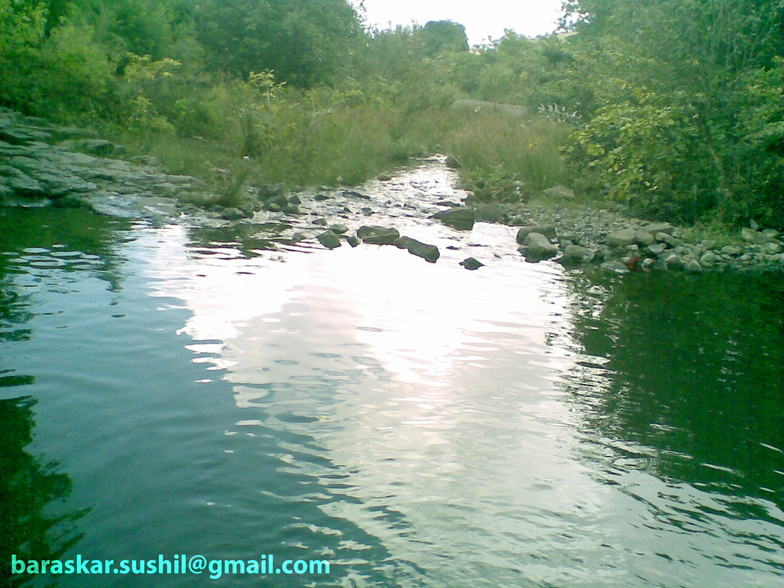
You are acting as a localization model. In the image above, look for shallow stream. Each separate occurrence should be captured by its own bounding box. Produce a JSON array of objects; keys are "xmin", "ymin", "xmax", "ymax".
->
[{"xmin": 1, "ymin": 159, "xmax": 783, "ymax": 587}]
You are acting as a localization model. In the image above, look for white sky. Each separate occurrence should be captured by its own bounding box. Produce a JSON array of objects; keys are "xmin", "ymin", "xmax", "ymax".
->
[{"xmin": 352, "ymin": 0, "xmax": 565, "ymax": 46}]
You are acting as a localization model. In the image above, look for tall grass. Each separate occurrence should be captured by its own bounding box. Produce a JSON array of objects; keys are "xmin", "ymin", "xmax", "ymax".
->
[{"xmin": 444, "ymin": 113, "xmax": 571, "ymax": 201}]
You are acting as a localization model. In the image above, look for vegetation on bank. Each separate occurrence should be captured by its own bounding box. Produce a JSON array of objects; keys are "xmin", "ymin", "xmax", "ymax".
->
[{"xmin": 1, "ymin": 0, "xmax": 782, "ymax": 228}]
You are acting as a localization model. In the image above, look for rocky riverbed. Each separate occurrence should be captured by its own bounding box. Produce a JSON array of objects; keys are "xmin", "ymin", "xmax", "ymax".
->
[{"xmin": 2, "ymin": 107, "xmax": 782, "ymax": 274}]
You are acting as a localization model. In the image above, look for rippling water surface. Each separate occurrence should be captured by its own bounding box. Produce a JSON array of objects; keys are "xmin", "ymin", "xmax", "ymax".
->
[{"xmin": 1, "ymin": 160, "xmax": 783, "ymax": 587}]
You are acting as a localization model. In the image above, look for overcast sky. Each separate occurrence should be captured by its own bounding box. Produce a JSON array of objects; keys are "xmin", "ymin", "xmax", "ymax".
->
[{"xmin": 352, "ymin": 0, "xmax": 565, "ymax": 46}]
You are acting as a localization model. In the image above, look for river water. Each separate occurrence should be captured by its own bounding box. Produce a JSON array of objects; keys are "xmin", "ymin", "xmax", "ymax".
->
[{"xmin": 1, "ymin": 159, "xmax": 783, "ymax": 588}]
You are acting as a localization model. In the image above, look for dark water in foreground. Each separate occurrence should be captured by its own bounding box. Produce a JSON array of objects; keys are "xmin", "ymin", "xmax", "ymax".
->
[{"xmin": 1, "ymin": 163, "xmax": 783, "ymax": 588}]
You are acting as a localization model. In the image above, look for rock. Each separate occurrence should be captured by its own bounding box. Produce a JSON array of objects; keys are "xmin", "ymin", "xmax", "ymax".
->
[
  {"xmin": 264, "ymin": 194, "xmax": 289, "ymax": 211},
  {"xmin": 58, "ymin": 138, "xmax": 118, "ymax": 156},
  {"xmin": 647, "ymin": 243, "xmax": 665, "ymax": 256},
  {"xmin": 377, "ymin": 173, "xmax": 392, "ymax": 181},
  {"xmin": 631, "ymin": 229, "xmax": 654, "ymax": 246},
  {"xmin": 445, "ymin": 155, "xmax": 461, "ymax": 168},
  {"xmin": 741, "ymin": 227, "xmax": 767, "ymax": 245},
  {"xmin": 601, "ymin": 260, "xmax": 630, "ymax": 274},
  {"xmin": 282, "ymin": 204, "xmax": 300, "ymax": 215},
  {"xmin": 721, "ymin": 245, "xmax": 740, "ymax": 256},
  {"xmin": 313, "ymin": 193, "xmax": 331, "ymax": 201},
  {"xmin": 641, "ymin": 257, "xmax": 656, "ymax": 271},
  {"xmin": 664, "ymin": 252, "xmax": 684, "ymax": 268},
  {"xmin": 656, "ymin": 232, "xmax": 680, "ymax": 247},
  {"xmin": 344, "ymin": 235, "xmax": 360, "ymax": 247},
  {"xmin": 762, "ymin": 242, "xmax": 782, "ymax": 255},
  {"xmin": 563, "ymin": 244, "xmax": 595, "ymax": 263},
  {"xmin": 357, "ymin": 225, "xmax": 400, "ymax": 245},
  {"xmin": 258, "ymin": 183, "xmax": 285, "ymax": 198},
  {"xmin": 517, "ymin": 225, "xmax": 556, "ymax": 244},
  {"xmin": 522, "ymin": 232, "xmax": 558, "ymax": 260},
  {"xmin": 685, "ymin": 259, "xmax": 703, "ymax": 272},
  {"xmin": 317, "ymin": 230, "xmax": 341, "ymax": 249},
  {"xmin": 220, "ymin": 207, "xmax": 245, "ymax": 220},
  {"xmin": 701, "ymin": 239, "xmax": 716, "ymax": 250},
  {"xmin": 329, "ymin": 224, "xmax": 349, "ymax": 235},
  {"xmin": 542, "ymin": 185, "xmax": 575, "ymax": 199},
  {"xmin": 460, "ymin": 257, "xmax": 484, "ymax": 270},
  {"xmin": 393, "ymin": 236, "xmax": 440, "ymax": 263},
  {"xmin": 505, "ymin": 216, "xmax": 526, "ymax": 226},
  {"xmin": 339, "ymin": 189, "xmax": 370, "ymax": 200},
  {"xmin": 700, "ymin": 252, "xmax": 718, "ymax": 265},
  {"xmin": 287, "ymin": 194, "xmax": 302, "ymax": 205},
  {"xmin": 762, "ymin": 228, "xmax": 779, "ymax": 239},
  {"xmin": 474, "ymin": 204, "xmax": 504, "ymax": 223},
  {"xmin": 606, "ymin": 228, "xmax": 637, "ymax": 248},
  {"xmin": 312, "ymin": 218, "xmax": 328, "ymax": 226},
  {"xmin": 641, "ymin": 222, "xmax": 673, "ymax": 235},
  {"xmin": 432, "ymin": 206, "xmax": 475, "ymax": 230}
]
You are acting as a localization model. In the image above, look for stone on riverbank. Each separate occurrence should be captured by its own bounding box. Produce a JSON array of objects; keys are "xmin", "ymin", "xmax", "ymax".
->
[
  {"xmin": 516, "ymin": 225, "xmax": 557, "ymax": 244},
  {"xmin": 432, "ymin": 206, "xmax": 475, "ymax": 230},
  {"xmin": 563, "ymin": 244, "xmax": 595, "ymax": 263},
  {"xmin": 357, "ymin": 225, "xmax": 400, "ymax": 245},
  {"xmin": 521, "ymin": 232, "xmax": 558, "ymax": 260}
]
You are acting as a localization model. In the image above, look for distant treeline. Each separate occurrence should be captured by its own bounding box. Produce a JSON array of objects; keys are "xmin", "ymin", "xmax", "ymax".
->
[{"xmin": 1, "ymin": 0, "xmax": 782, "ymax": 226}]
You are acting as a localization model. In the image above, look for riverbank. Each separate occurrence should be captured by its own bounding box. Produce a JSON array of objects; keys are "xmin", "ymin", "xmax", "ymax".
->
[{"xmin": 2, "ymin": 108, "xmax": 782, "ymax": 274}]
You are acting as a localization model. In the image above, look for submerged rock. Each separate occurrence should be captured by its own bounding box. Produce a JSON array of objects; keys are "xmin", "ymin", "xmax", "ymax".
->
[
  {"xmin": 460, "ymin": 257, "xmax": 484, "ymax": 270},
  {"xmin": 394, "ymin": 236, "xmax": 440, "ymax": 263}
]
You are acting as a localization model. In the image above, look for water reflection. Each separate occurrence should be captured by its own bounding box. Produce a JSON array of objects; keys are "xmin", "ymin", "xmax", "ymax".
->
[
  {"xmin": 0, "ymin": 396, "xmax": 88, "ymax": 588},
  {"xmin": 560, "ymin": 269, "xmax": 784, "ymax": 580}
]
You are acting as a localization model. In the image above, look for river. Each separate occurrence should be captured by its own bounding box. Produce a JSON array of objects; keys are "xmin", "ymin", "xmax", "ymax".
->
[{"xmin": 1, "ymin": 159, "xmax": 783, "ymax": 587}]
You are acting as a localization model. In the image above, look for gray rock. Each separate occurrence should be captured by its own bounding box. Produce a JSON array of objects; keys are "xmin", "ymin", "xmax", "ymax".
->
[
  {"xmin": 606, "ymin": 228, "xmax": 637, "ymax": 248},
  {"xmin": 542, "ymin": 185, "xmax": 574, "ymax": 199},
  {"xmin": 664, "ymin": 252, "xmax": 684, "ymax": 268},
  {"xmin": 474, "ymin": 204, "xmax": 504, "ymax": 223},
  {"xmin": 641, "ymin": 222, "xmax": 673, "ymax": 234},
  {"xmin": 357, "ymin": 226, "xmax": 400, "ymax": 245},
  {"xmin": 741, "ymin": 227, "xmax": 767, "ymax": 245},
  {"xmin": 312, "ymin": 218, "xmax": 328, "ymax": 226},
  {"xmin": 647, "ymin": 243, "xmax": 665, "ymax": 256},
  {"xmin": 641, "ymin": 257, "xmax": 656, "ymax": 271},
  {"xmin": 517, "ymin": 225, "xmax": 557, "ymax": 244},
  {"xmin": 460, "ymin": 257, "xmax": 484, "ymax": 270},
  {"xmin": 563, "ymin": 244, "xmax": 594, "ymax": 263},
  {"xmin": 58, "ymin": 138, "xmax": 118, "ymax": 156},
  {"xmin": 432, "ymin": 206, "xmax": 475, "ymax": 230},
  {"xmin": 523, "ymin": 232, "xmax": 558, "ymax": 260},
  {"xmin": 282, "ymin": 204, "xmax": 300, "ymax": 215},
  {"xmin": 656, "ymin": 232, "xmax": 680, "ymax": 247},
  {"xmin": 721, "ymin": 245, "xmax": 740, "ymax": 256},
  {"xmin": 220, "ymin": 207, "xmax": 245, "ymax": 220},
  {"xmin": 762, "ymin": 242, "xmax": 782, "ymax": 255},
  {"xmin": 329, "ymin": 224, "xmax": 349, "ymax": 235},
  {"xmin": 685, "ymin": 259, "xmax": 703, "ymax": 272},
  {"xmin": 505, "ymin": 216, "xmax": 526, "ymax": 226},
  {"xmin": 762, "ymin": 228, "xmax": 779, "ymax": 239},
  {"xmin": 601, "ymin": 260, "xmax": 630, "ymax": 274},
  {"xmin": 393, "ymin": 236, "xmax": 440, "ymax": 263},
  {"xmin": 700, "ymin": 252, "xmax": 718, "ymax": 265},
  {"xmin": 344, "ymin": 235, "xmax": 360, "ymax": 247},
  {"xmin": 634, "ymin": 229, "xmax": 655, "ymax": 246},
  {"xmin": 317, "ymin": 230, "xmax": 341, "ymax": 249}
]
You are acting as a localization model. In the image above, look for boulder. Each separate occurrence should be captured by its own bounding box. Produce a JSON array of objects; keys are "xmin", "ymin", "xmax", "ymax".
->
[
  {"xmin": 634, "ymin": 229, "xmax": 655, "ymax": 246},
  {"xmin": 606, "ymin": 228, "xmax": 637, "ymax": 248},
  {"xmin": 641, "ymin": 222, "xmax": 673, "ymax": 235},
  {"xmin": 522, "ymin": 232, "xmax": 558, "ymax": 260},
  {"xmin": 317, "ymin": 230, "xmax": 341, "ymax": 249},
  {"xmin": 656, "ymin": 232, "xmax": 680, "ymax": 247},
  {"xmin": 432, "ymin": 206, "xmax": 475, "ymax": 230},
  {"xmin": 517, "ymin": 225, "xmax": 556, "ymax": 244},
  {"xmin": 393, "ymin": 236, "xmax": 440, "ymax": 263},
  {"xmin": 563, "ymin": 244, "xmax": 595, "ymax": 263},
  {"xmin": 357, "ymin": 225, "xmax": 400, "ymax": 245},
  {"xmin": 220, "ymin": 207, "xmax": 245, "ymax": 220},
  {"xmin": 741, "ymin": 227, "xmax": 767, "ymax": 245},
  {"xmin": 542, "ymin": 185, "xmax": 574, "ymax": 199},
  {"xmin": 473, "ymin": 204, "xmax": 504, "ymax": 223}
]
